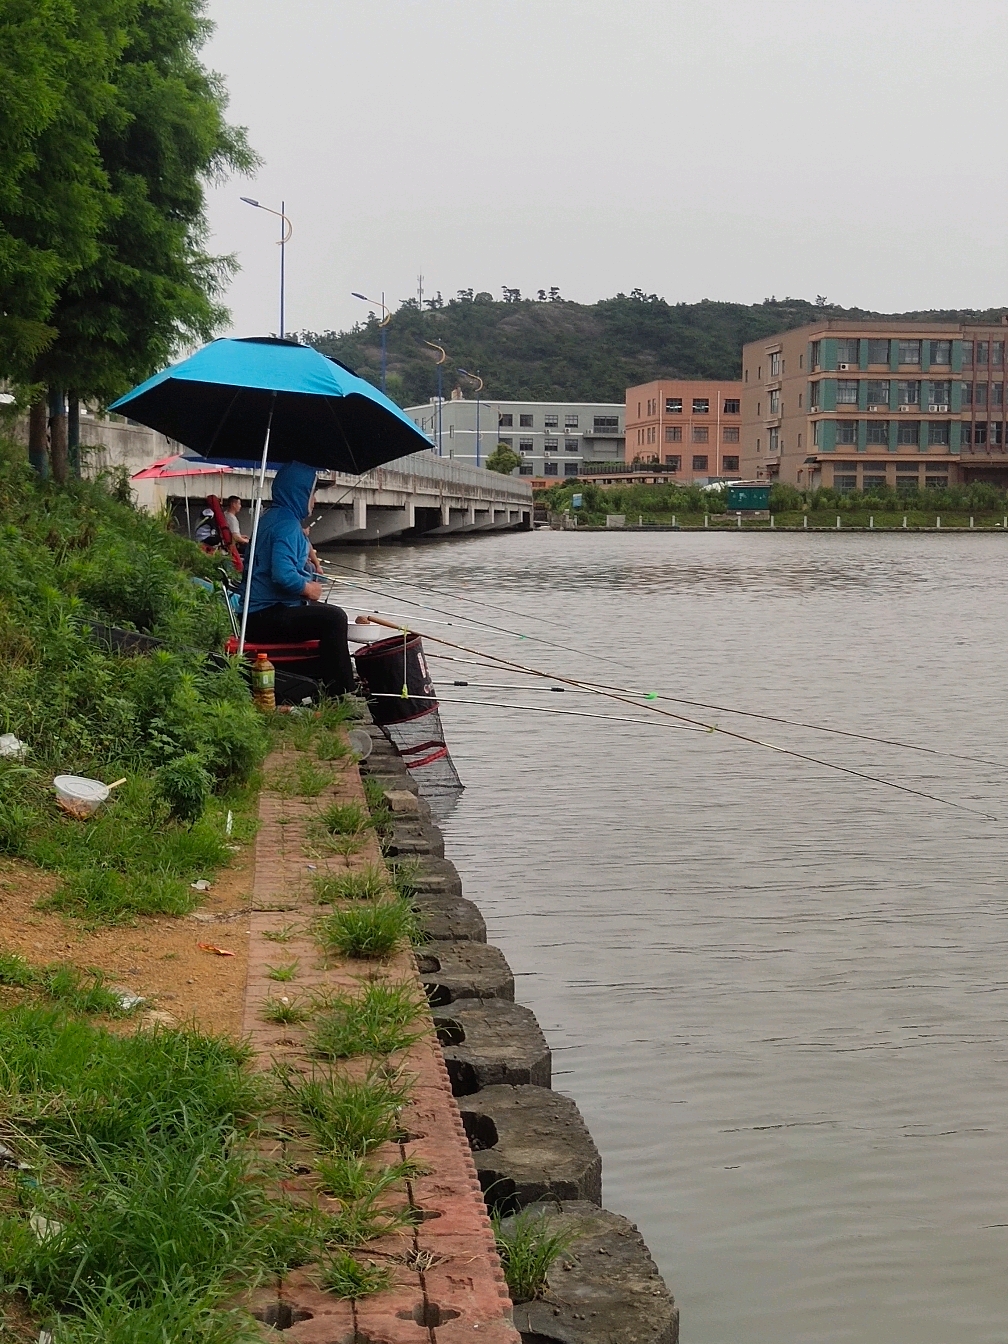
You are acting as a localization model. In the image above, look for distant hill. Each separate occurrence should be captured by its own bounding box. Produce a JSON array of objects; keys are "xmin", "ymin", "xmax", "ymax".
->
[{"xmin": 301, "ymin": 292, "xmax": 1008, "ymax": 409}]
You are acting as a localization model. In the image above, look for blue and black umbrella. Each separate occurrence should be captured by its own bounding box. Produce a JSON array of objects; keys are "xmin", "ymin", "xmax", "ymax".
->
[{"xmin": 110, "ymin": 335, "xmax": 432, "ymax": 653}]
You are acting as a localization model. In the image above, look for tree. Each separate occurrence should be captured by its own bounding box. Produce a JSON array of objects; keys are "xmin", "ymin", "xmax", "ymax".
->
[
  {"xmin": 485, "ymin": 442, "xmax": 520, "ymax": 475},
  {"xmin": 35, "ymin": 0, "xmax": 258, "ymax": 479}
]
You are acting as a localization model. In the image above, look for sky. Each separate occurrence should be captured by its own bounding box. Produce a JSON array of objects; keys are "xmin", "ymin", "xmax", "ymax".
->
[{"xmin": 203, "ymin": 0, "xmax": 1008, "ymax": 339}]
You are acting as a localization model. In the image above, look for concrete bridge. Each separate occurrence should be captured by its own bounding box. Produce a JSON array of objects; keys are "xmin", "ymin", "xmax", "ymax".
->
[{"xmin": 132, "ymin": 448, "xmax": 533, "ymax": 543}]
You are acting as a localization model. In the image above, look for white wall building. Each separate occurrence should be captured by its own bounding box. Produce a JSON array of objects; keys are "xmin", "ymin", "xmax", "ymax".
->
[{"xmin": 404, "ymin": 396, "xmax": 625, "ymax": 477}]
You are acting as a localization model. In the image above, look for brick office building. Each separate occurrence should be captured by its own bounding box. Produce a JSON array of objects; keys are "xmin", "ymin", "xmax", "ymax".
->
[
  {"xmin": 625, "ymin": 379, "xmax": 744, "ymax": 483},
  {"xmin": 740, "ymin": 319, "xmax": 1008, "ymax": 491}
]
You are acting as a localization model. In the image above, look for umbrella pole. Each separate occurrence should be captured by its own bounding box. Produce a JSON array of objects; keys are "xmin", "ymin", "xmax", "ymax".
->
[{"xmin": 237, "ymin": 393, "xmax": 277, "ymax": 656}]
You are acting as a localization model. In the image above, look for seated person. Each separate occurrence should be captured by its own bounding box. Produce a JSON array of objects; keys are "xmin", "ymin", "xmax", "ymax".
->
[
  {"xmin": 223, "ymin": 495, "xmax": 248, "ymax": 545},
  {"xmin": 243, "ymin": 461, "xmax": 354, "ymax": 697}
]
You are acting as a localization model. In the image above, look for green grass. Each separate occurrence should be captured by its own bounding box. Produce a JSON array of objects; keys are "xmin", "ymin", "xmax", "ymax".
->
[
  {"xmin": 282, "ymin": 1066, "xmax": 412, "ymax": 1159},
  {"xmin": 388, "ymin": 860, "xmax": 420, "ymax": 903},
  {"xmin": 264, "ymin": 757, "xmax": 333, "ymax": 799},
  {"xmin": 314, "ymin": 731, "xmax": 350, "ymax": 763},
  {"xmin": 321, "ymin": 1249, "xmax": 390, "ymax": 1300},
  {"xmin": 315, "ymin": 899, "xmax": 418, "ymax": 960},
  {"xmin": 319, "ymin": 802, "xmax": 370, "ymax": 836},
  {"xmin": 0, "ymin": 953, "xmax": 139, "ymax": 1016},
  {"xmin": 266, "ymin": 960, "xmax": 299, "ymax": 983},
  {"xmin": 311, "ymin": 981, "xmax": 425, "ymax": 1060},
  {"xmin": 261, "ymin": 996, "xmax": 310, "ymax": 1025},
  {"xmin": 492, "ymin": 1209, "xmax": 573, "ymax": 1304},
  {"xmin": 261, "ymin": 924, "xmax": 297, "ymax": 943},
  {"xmin": 313, "ymin": 864, "xmax": 390, "ymax": 905}
]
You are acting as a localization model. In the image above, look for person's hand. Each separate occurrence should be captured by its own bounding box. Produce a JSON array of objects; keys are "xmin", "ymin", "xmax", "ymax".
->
[
  {"xmin": 308, "ymin": 545, "xmax": 323, "ymax": 574},
  {"xmin": 303, "ymin": 581, "xmax": 323, "ymax": 602}
]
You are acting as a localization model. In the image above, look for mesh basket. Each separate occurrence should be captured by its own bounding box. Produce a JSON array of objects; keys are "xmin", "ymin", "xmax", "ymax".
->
[{"xmin": 353, "ymin": 632, "xmax": 463, "ymax": 813}]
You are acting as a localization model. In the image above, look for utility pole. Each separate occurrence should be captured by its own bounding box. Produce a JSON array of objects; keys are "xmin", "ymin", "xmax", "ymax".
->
[{"xmin": 418, "ymin": 273, "xmax": 423, "ymax": 314}]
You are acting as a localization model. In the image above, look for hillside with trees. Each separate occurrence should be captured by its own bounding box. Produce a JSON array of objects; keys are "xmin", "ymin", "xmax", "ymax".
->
[{"xmin": 303, "ymin": 292, "xmax": 1008, "ymax": 409}]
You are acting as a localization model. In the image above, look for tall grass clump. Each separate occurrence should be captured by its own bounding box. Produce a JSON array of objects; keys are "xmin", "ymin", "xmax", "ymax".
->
[
  {"xmin": 312, "ymin": 981, "xmax": 425, "ymax": 1059},
  {"xmin": 491, "ymin": 1209, "xmax": 573, "ymax": 1303},
  {"xmin": 315, "ymin": 898, "xmax": 418, "ymax": 960},
  {"xmin": 281, "ymin": 1066, "xmax": 412, "ymax": 1159},
  {"xmin": 312, "ymin": 864, "xmax": 390, "ymax": 905}
]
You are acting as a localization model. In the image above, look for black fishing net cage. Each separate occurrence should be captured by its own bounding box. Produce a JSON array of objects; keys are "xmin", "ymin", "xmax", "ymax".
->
[{"xmin": 353, "ymin": 632, "xmax": 463, "ymax": 812}]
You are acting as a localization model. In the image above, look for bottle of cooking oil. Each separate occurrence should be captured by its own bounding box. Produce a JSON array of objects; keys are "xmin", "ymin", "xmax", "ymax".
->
[{"xmin": 251, "ymin": 652, "xmax": 275, "ymax": 712}]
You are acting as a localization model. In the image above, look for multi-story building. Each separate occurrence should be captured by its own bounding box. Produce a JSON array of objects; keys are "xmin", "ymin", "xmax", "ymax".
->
[
  {"xmin": 624, "ymin": 379, "xmax": 743, "ymax": 483},
  {"xmin": 740, "ymin": 319, "xmax": 1008, "ymax": 491},
  {"xmin": 404, "ymin": 395, "xmax": 624, "ymax": 477}
]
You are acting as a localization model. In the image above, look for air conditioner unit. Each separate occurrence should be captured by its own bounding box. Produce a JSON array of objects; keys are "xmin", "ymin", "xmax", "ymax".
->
[
  {"xmin": 899, "ymin": 404, "xmax": 912, "ymax": 412},
  {"xmin": 936, "ymin": 404, "xmax": 949, "ymax": 412},
  {"xmin": 867, "ymin": 404, "xmax": 885, "ymax": 412},
  {"xmin": 838, "ymin": 363, "xmax": 850, "ymax": 371}
]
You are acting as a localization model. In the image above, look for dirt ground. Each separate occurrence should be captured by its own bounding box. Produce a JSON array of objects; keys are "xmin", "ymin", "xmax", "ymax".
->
[{"xmin": 0, "ymin": 839, "xmax": 257, "ymax": 1036}]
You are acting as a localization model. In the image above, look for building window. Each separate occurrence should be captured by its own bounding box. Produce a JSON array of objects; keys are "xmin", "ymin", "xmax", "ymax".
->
[
  {"xmin": 768, "ymin": 427, "xmax": 780, "ymax": 453},
  {"xmin": 974, "ymin": 421, "xmax": 988, "ymax": 445},
  {"xmin": 665, "ymin": 425, "xmax": 682, "ymax": 442},
  {"xmin": 798, "ymin": 433, "xmax": 802, "ymax": 448},
  {"xmin": 769, "ymin": 389, "xmax": 781, "ymax": 413},
  {"xmin": 837, "ymin": 338, "xmax": 859, "ymax": 365},
  {"xmin": 693, "ymin": 398, "xmax": 710, "ymax": 414},
  {"xmin": 499, "ymin": 413, "xmax": 513, "ymax": 428},
  {"xmin": 834, "ymin": 463, "xmax": 858, "ymax": 492},
  {"xmin": 993, "ymin": 383, "xmax": 1004, "ymax": 408},
  {"xmin": 810, "ymin": 340, "xmax": 821, "ymax": 369},
  {"xmin": 723, "ymin": 398, "xmax": 740, "ymax": 414},
  {"xmin": 665, "ymin": 454, "xmax": 681, "ymax": 470},
  {"xmin": 692, "ymin": 425, "xmax": 709, "ymax": 443},
  {"xmin": 898, "ymin": 340, "xmax": 921, "ymax": 365},
  {"xmin": 499, "ymin": 437, "xmax": 514, "ymax": 448},
  {"xmin": 866, "ymin": 380, "xmax": 890, "ymax": 407},
  {"xmin": 993, "ymin": 341, "xmax": 1004, "ymax": 368},
  {"xmin": 992, "ymin": 422, "xmax": 1004, "ymax": 446},
  {"xmin": 927, "ymin": 421, "xmax": 950, "ymax": 447},
  {"xmin": 544, "ymin": 413, "xmax": 558, "ymax": 428},
  {"xmin": 594, "ymin": 416, "xmax": 619, "ymax": 431},
  {"xmin": 769, "ymin": 352, "xmax": 781, "ymax": 377},
  {"xmin": 867, "ymin": 338, "xmax": 890, "ymax": 365},
  {"xmin": 975, "ymin": 383, "xmax": 988, "ymax": 409},
  {"xmin": 897, "ymin": 420, "xmax": 920, "ymax": 445},
  {"xmin": 809, "ymin": 383, "xmax": 820, "ymax": 411},
  {"xmin": 665, "ymin": 397, "xmax": 682, "ymax": 414},
  {"xmin": 745, "ymin": 369, "xmax": 749, "ymax": 382},
  {"xmin": 543, "ymin": 461, "xmax": 558, "ymax": 475},
  {"xmin": 863, "ymin": 468, "xmax": 887, "ymax": 489},
  {"xmin": 925, "ymin": 474, "xmax": 949, "ymax": 489},
  {"xmin": 722, "ymin": 425, "xmax": 740, "ymax": 443},
  {"xmin": 564, "ymin": 462, "xmax": 579, "ymax": 476},
  {"xmin": 962, "ymin": 341, "xmax": 973, "ymax": 365},
  {"xmin": 519, "ymin": 440, "xmax": 533, "ymax": 454},
  {"xmin": 961, "ymin": 381, "xmax": 972, "ymax": 406},
  {"xmin": 519, "ymin": 463, "xmax": 533, "ymax": 476},
  {"xmin": 564, "ymin": 438, "xmax": 578, "ymax": 452},
  {"xmin": 836, "ymin": 420, "xmax": 857, "ymax": 444},
  {"xmin": 896, "ymin": 472, "xmax": 920, "ymax": 491},
  {"xmin": 519, "ymin": 413, "xmax": 534, "ymax": 428},
  {"xmin": 897, "ymin": 380, "xmax": 920, "ymax": 407},
  {"xmin": 544, "ymin": 436, "xmax": 559, "ymax": 450},
  {"xmin": 813, "ymin": 421, "xmax": 821, "ymax": 446},
  {"xmin": 866, "ymin": 420, "xmax": 889, "ymax": 445},
  {"xmin": 977, "ymin": 340, "xmax": 989, "ymax": 366},
  {"xmin": 836, "ymin": 380, "xmax": 858, "ymax": 405},
  {"xmin": 961, "ymin": 422, "xmax": 972, "ymax": 446},
  {"xmin": 927, "ymin": 381, "xmax": 950, "ymax": 409},
  {"xmin": 564, "ymin": 413, "xmax": 578, "ymax": 428},
  {"xmin": 930, "ymin": 339, "xmax": 952, "ymax": 366},
  {"xmin": 692, "ymin": 454, "xmax": 709, "ymax": 471},
  {"xmin": 722, "ymin": 454, "xmax": 740, "ymax": 472}
]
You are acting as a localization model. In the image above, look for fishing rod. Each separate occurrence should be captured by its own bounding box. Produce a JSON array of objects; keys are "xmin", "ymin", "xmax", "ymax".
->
[
  {"xmin": 370, "ymin": 621, "xmax": 999, "ymax": 822},
  {"xmin": 367, "ymin": 692, "xmax": 707, "ymax": 732}
]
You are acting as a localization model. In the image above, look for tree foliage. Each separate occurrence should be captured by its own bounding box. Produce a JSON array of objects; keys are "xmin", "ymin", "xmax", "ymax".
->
[
  {"xmin": 485, "ymin": 442, "xmax": 520, "ymax": 475},
  {"xmin": 305, "ymin": 293, "xmax": 1008, "ymax": 409}
]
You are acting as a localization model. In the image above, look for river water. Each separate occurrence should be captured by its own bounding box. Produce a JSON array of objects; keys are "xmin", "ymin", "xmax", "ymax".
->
[{"xmin": 333, "ymin": 531, "xmax": 1008, "ymax": 1343}]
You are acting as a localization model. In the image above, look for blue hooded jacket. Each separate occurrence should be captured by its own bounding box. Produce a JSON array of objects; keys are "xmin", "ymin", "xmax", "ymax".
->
[{"xmin": 245, "ymin": 460, "xmax": 317, "ymax": 613}]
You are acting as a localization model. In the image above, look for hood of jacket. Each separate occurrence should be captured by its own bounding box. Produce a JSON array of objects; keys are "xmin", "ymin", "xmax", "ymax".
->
[{"xmin": 270, "ymin": 460, "xmax": 317, "ymax": 519}]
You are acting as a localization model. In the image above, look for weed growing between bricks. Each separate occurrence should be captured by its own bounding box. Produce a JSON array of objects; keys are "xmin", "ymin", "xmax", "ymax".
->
[
  {"xmin": 313, "ymin": 863, "xmax": 390, "ymax": 905},
  {"xmin": 311, "ymin": 981, "xmax": 426, "ymax": 1059},
  {"xmin": 315, "ymin": 897, "xmax": 419, "ymax": 960},
  {"xmin": 492, "ymin": 1208, "xmax": 573, "ymax": 1305}
]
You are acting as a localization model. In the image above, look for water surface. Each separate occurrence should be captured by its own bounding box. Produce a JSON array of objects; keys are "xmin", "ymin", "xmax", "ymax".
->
[{"xmin": 330, "ymin": 531, "xmax": 1008, "ymax": 1343}]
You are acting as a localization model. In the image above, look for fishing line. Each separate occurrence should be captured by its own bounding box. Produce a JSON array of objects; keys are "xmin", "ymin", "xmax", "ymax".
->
[
  {"xmin": 367, "ymin": 693, "xmax": 706, "ymax": 731},
  {"xmin": 406, "ymin": 631, "xmax": 1000, "ymax": 821}
]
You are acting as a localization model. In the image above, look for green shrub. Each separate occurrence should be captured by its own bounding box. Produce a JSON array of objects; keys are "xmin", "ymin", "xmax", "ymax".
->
[{"xmin": 158, "ymin": 753, "xmax": 212, "ymax": 824}]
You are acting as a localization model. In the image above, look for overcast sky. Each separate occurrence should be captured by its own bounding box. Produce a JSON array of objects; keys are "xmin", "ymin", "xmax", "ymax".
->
[{"xmin": 204, "ymin": 0, "xmax": 1008, "ymax": 338}]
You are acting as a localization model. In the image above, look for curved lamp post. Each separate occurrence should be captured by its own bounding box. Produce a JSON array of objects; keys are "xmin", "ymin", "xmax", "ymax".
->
[
  {"xmin": 241, "ymin": 197, "xmax": 293, "ymax": 337},
  {"xmin": 351, "ymin": 291, "xmax": 390, "ymax": 393},
  {"xmin": 425, "ymin": 340, "xmax": 446, "ymax": 455},
  {"xmin": 458, "ymin": 366, "xmax": 484, "ymax": 467}
]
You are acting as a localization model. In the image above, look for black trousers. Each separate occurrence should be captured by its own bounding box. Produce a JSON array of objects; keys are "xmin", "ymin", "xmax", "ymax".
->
[{"xmin": 245, "ymin": 603, "xmax": 355, "ymax": 696}]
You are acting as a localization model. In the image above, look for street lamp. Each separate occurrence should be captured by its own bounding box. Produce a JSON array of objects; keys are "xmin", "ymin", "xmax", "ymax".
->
[
  {"xmin": 351, "ymin": 291, "xmax": 390, "ymax": 394},
  {"xmin": 425, "ymin": 340, "xmax": 446, "ymax": 455},
  {"xmin": 241, "ymin": 197, "xmax": 292, "ymax": 338},
  {"xmin": 458, "ymin": 367, "xmax": 484, "ymax": 467}
]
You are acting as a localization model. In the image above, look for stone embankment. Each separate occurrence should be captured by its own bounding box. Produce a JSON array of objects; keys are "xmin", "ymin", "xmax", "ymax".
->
[{"xmin": 360, "ymin": 726, "xmax": 680, "ymax": 1344}]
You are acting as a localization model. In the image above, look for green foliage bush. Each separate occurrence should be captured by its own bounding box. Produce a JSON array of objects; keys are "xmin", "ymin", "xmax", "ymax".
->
[{"xmin": 158, "ymin": 753, "xmax": 212, "ymax": 824}]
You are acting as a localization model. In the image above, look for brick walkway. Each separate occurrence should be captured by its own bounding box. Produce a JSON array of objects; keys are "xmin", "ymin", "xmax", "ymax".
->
[{"xmin": 242, "ymin": 742, "xmax": 519, "ymax": 1343}]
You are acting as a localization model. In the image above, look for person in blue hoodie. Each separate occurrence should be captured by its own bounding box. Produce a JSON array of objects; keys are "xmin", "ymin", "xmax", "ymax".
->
[{"xmin": 243, "ymin": 460, "xmax": 355, "ymax": 695}]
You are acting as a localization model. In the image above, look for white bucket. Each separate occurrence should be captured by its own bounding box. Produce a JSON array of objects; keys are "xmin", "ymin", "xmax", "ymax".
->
[{"xmin": 53, "ymin": 775, "xmax": 111, "ymax": 819}]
